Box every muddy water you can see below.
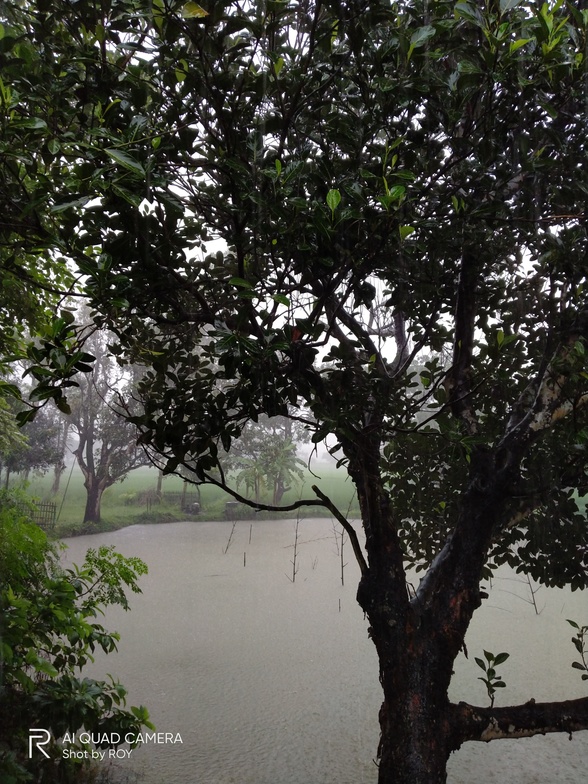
[62,519,588,784]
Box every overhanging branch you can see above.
[181,466,328,514]
[312,484,368,575]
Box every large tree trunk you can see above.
[82,476,107,523]
[366,605,458,784]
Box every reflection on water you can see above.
[62,519,588,784]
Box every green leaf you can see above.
[409,25,436,48]
[229,277,253,289]
[55,396,72,414]
[105,148,146,176]
[500,0,524,12]
[0,381,22,399]
[175,58,188,82]
[407,25,436,61]
[10,117,48,130]
[16,408,38,426]
[509,39,531,53]
[389,185,406,201]
[50,196,91,213]
[183,2,209,18]
[399,225,415,240]
[326,188,341,217]
[454,2,485,26]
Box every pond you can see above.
[62,519,588,784]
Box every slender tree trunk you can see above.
[273,476,289,506]
[51,420,70,495]
[51,461,65,495]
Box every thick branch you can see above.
[450,696,588,748]
[414,461,508,652]
[324,293,389,378]
[447,250,480,435]
[506,338,588,447]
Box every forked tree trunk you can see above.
[358,557,457,783]
[349,433,497,784]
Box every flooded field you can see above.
[62,519,588,784]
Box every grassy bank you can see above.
[16,461,360,538]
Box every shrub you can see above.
[0,491,152,783]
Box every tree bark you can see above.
[82,475,107,523]
[451,697,588,743]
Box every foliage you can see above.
[0,490,151,784]
[3,0,588,780]
[568,620,588,682]
[0,397,27,466]
[0,396,64,479]
[228,415,306,505]
[474,650,510,708]
[24,0,584,587]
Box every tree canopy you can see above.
[2,0,588,782]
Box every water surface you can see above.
[62,519,588,783]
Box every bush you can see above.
[0,490,152,783]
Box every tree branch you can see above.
[450,696,588,748]
[174,463,328,514]
[447,249,480,435]
[505,337,588,447]
[311,484,368,575]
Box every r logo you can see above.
[28,729,51,759]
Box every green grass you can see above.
[15,460,359,538]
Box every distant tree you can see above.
[1,402,63,483]
[231,416,306,505]
[0,398,27,486]
[69,331,148,524]
[3,2,588,783]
